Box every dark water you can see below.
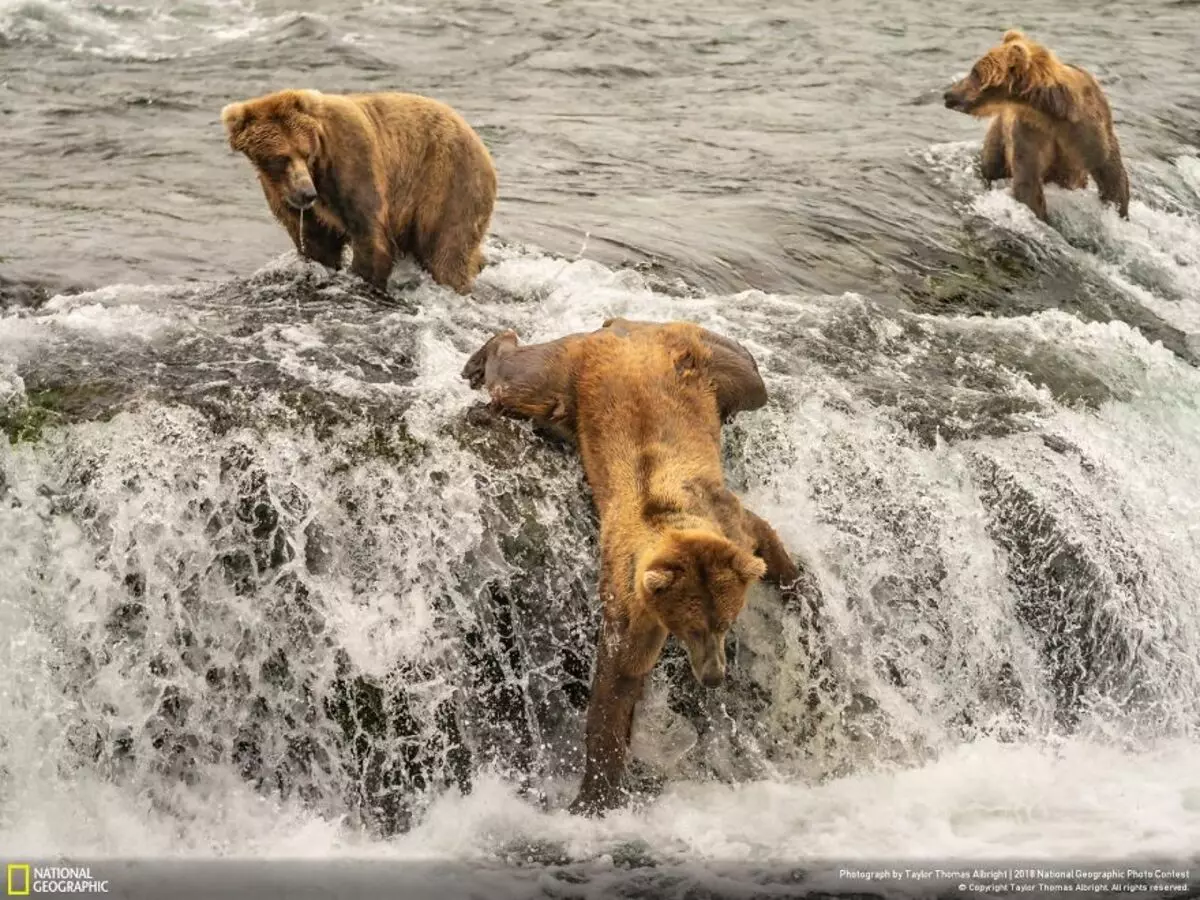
[2,0,1197,300]
[2,0,1200,892]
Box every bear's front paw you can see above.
[568,783,624,817]
[566,795,607,818]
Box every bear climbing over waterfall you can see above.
[462,318,817,814]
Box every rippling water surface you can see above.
[2,0,1199,896]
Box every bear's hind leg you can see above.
[1044,137,1089,190]
[1074,123,1130,219]
[461,329,518,391]
[418,173,492,294]
[425,230,485,295]
[461,329,583,433]
[1091,153,1131,219]
[693,327,769,420]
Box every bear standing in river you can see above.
[944,29,1130,221]
[221,89,497,293]
[462,318,811,815]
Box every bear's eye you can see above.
[261,156,290,175]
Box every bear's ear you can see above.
[221,102,250,150]
[734,553,768,582]
[290,89,323,114]
[1002,29,1025,44]
[642,567,677,594]
[1003,38,1032,75]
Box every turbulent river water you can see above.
[2,0,1199,896]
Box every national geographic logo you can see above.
[5,865,109,895]
[5,866,28,897]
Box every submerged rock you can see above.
[0,266,824,834]
[1,261,1195,839]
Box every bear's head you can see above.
[221,90,325,211]
[636,528,767,688]
[943,30,1073,120]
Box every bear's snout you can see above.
[288,183,318,210]
[683,633,727,689]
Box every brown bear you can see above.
[462,318,811,815]
[943,30,1130,221]
[221,89,497,293]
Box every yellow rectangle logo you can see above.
[6,864,30,897]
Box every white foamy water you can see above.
[0,0,319,60]
[928,143,1200,347]
[3,222,1200,889]
[1,0,1198,891]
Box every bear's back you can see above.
[572,326,724,504]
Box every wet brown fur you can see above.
[221,89,497,293]
[944,30,1129,220]
[462,318,806,815]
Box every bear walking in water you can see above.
[943,30,1130,221]
[221,89,497,293]
[462,318,813,815]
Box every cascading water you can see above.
[2,0,1200,894]
[4,155,1200,887]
